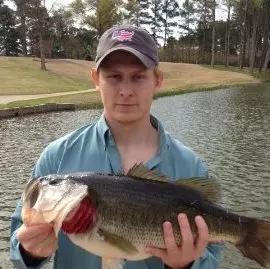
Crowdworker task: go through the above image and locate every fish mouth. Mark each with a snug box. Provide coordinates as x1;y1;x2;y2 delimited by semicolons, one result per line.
23;180;41;208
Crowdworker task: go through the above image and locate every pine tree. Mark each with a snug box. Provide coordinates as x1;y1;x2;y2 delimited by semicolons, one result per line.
72;0;122;38
123;0;140;26
162;0;179;53
0;3;21;56
179;0;196;62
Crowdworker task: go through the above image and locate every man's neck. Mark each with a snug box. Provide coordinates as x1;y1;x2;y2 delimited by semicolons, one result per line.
105;114;158;148
104;113;159;173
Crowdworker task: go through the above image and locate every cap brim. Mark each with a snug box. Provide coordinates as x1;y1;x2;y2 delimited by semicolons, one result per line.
95;46;156;69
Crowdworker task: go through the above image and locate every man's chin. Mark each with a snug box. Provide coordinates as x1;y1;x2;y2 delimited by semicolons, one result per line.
112;112;143;124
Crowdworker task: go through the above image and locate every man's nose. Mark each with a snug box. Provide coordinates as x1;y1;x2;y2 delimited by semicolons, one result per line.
119;81;134;97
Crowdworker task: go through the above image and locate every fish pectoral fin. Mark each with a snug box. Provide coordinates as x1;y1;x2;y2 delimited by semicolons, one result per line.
127;163;169;182
175;177;221;202
102;258;125;269
99;229;138;255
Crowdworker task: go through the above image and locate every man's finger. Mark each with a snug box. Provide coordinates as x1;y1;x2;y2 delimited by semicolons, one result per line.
17;224;53;241
145;247;168;263
20;228;57;258
178;213;194;251
194;215;209;256
163;221;178;252
38;232;58;257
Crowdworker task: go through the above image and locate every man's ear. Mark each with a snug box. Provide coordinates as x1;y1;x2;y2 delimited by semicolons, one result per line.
91;69;99;90
154;69;163;94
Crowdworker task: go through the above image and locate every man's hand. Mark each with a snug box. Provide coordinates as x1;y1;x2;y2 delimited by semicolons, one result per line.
17;223;58;258
145;213;209;269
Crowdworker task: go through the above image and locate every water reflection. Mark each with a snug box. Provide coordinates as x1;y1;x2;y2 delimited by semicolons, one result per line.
0;84;269;268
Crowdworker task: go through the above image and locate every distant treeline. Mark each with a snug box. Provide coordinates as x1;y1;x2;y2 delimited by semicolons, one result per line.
0;0;270;73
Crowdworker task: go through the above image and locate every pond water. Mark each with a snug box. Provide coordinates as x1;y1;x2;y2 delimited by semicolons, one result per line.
0;83;269;269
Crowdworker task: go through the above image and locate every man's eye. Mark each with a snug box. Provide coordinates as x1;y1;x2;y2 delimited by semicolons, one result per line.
109;75;120;79
135;75;144;79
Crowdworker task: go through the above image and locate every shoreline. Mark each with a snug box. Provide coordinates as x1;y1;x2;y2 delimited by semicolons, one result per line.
0;82;262;120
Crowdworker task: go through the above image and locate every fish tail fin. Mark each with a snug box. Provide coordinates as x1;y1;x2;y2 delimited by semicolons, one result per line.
236;219;270;268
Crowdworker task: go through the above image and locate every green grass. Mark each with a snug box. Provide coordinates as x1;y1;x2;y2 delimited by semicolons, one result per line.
0;91;102;110
202;64;270;82
0;83;254;111
0;57;93;95
1;57;265;111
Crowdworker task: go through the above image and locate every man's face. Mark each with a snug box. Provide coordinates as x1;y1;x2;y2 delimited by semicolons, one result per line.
92;51;163;124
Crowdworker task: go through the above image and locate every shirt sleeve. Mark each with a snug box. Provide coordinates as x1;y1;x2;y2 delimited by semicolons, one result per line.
9;200;50;269
9;144;59;269
191;244;224;269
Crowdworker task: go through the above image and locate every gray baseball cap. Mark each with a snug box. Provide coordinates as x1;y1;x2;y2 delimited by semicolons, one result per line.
95;25;159;69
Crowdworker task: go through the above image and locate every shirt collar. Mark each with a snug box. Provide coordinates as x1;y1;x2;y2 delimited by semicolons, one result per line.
96;113;170;153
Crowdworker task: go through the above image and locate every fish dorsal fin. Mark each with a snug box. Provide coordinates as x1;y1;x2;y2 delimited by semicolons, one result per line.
99;230;138;255
127;163;220;201
176;177;221;202
127;163;169;182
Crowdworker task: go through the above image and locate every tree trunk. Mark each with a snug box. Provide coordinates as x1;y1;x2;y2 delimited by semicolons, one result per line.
259;6;268;73
39;31;47;70
225;2;230;67
20;13;27;55
262;45;270;73
249;8;258;73
239;0;248;69
153;0;157;41
187;8;190;63
201;0;207;64
163;0;168;61
211;0;216;67
37;0;47;70
136;1;140;27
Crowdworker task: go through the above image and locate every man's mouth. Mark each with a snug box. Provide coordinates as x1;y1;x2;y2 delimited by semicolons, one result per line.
117;104;136;106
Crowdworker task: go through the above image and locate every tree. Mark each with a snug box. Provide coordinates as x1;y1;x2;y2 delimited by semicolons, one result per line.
0;2;21;56
249;0;263;73
210;0;216;66
123;0;140;26
179;0;196;62
139;0;153;29
161;0;179;61
262;0;270;72
50;5;74;58
71;0;122;38
194;0;213;64
224;0;232;67
11;0;28;55
236;0;249;69
150;0;164;42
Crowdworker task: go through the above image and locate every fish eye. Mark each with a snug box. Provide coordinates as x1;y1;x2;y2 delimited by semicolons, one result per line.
48;177;62;185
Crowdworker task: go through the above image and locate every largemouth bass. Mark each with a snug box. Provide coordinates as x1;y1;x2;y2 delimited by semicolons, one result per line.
22;163;270;268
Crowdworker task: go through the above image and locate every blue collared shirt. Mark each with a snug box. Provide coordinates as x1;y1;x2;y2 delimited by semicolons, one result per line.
10;114;223;269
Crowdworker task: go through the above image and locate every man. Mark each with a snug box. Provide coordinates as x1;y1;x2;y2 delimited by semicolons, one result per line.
10;25;223;269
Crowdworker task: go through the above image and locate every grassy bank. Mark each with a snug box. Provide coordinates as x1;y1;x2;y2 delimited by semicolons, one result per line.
1;57;261;96
202;64;270;82
1;57;265;110
0;57;93;95
0;83;257;110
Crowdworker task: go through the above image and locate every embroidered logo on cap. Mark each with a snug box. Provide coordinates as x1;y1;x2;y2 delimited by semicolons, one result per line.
112;30;134;42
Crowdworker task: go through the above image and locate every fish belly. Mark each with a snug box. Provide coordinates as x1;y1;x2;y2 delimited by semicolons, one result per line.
68;232;151;260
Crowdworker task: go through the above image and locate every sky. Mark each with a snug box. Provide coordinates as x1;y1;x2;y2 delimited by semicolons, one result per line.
4;0;227;39
5;0;228;21
45;0;227;19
